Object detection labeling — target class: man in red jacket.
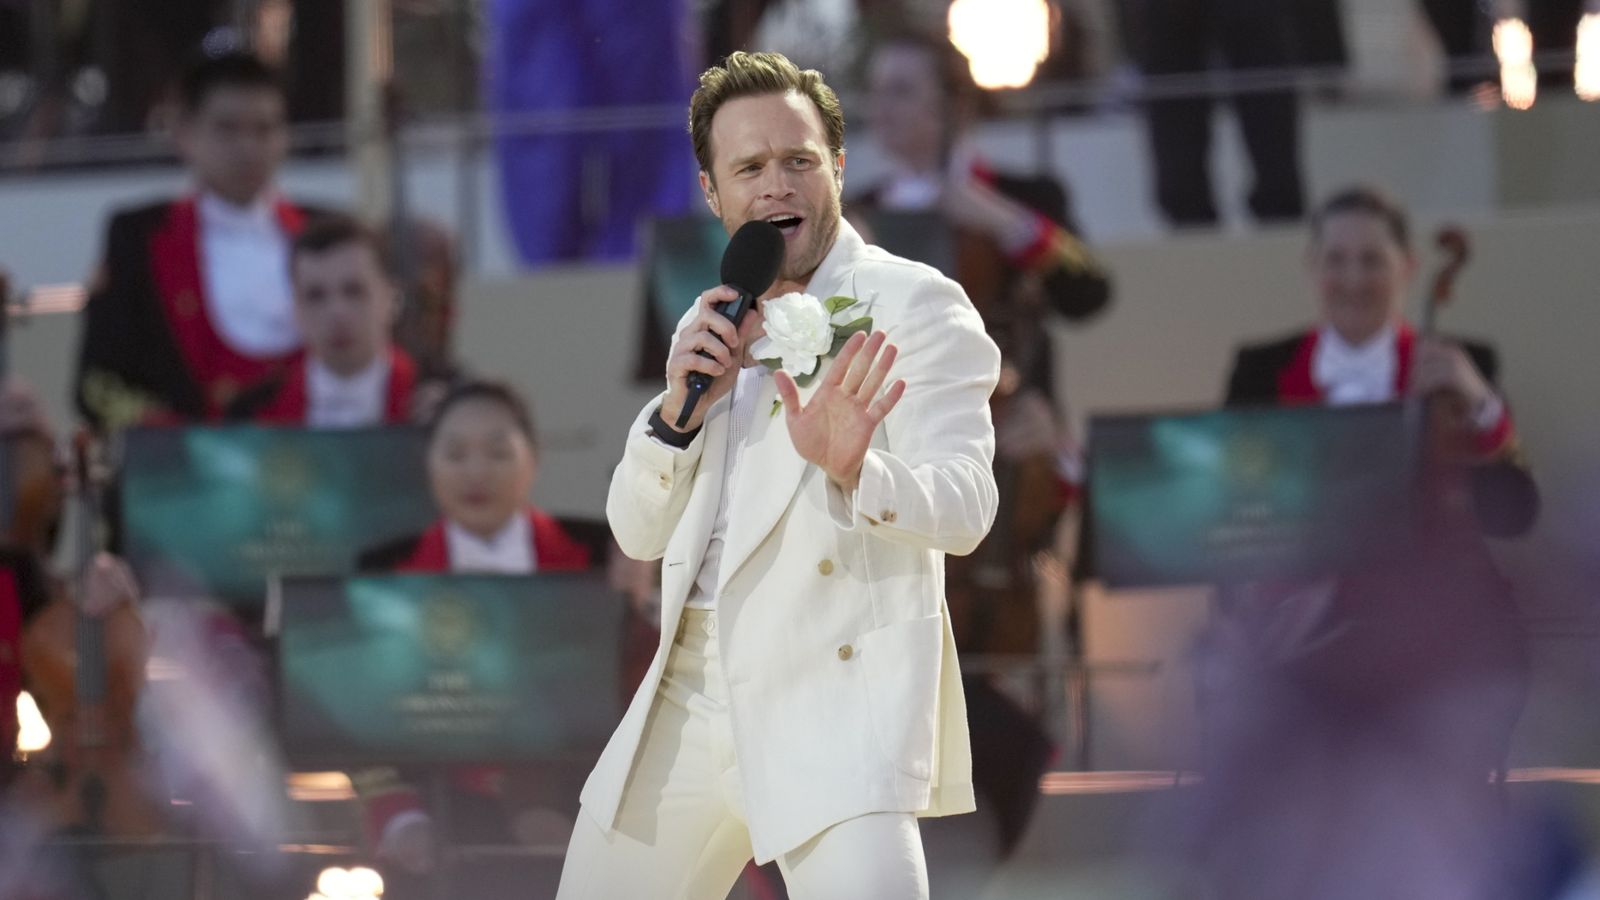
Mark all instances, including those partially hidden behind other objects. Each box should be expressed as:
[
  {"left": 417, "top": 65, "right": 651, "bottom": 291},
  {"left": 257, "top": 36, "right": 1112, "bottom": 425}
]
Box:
[
  {"left": 74, "top": 52, "right": 332, "bottom": 430},
  {"left": 228, "top": 216, "right": 419, "bottom": 427}
]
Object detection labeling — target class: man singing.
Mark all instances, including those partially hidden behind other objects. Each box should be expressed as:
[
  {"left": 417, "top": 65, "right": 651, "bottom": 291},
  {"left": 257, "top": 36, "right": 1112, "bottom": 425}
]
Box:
[{"left": 556, "top": 51, "right": 1000, "bottom": 899}]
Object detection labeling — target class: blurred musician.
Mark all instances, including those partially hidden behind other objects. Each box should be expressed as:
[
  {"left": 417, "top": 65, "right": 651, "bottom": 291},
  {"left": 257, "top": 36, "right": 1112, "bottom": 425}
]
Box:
[
  {"left": 74, "top": 53, "right": 331, "bottom": 431},
  {"left": 854, "top": 31, "right": 1115, "bottom": 858},
  {"left": 1196, "top": 186, "right": 1538, "bottom": 897},
  {"left": 353, "top": 381, "right": 591, "bottom": 883},
  {"left": 228, "top": 216, "right": 419, "bottom": 427}
]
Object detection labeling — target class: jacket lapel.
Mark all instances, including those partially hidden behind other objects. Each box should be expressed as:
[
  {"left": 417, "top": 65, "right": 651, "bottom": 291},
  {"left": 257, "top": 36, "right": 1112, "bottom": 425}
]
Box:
[{"left": 714, "top": 221, "right": 869, "bottom": 595}]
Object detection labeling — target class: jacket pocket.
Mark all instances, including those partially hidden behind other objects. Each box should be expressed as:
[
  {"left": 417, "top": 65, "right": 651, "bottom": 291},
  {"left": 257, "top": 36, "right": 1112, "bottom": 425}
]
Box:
[{"left": 857, "top": 613, "right": 944, "bottom": 780}]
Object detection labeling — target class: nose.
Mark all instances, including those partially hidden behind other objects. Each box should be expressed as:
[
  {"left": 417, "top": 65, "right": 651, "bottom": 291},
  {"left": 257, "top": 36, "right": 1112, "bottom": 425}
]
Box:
[{"left": 758, "top": 166, "right": 797, "bottom": 202}]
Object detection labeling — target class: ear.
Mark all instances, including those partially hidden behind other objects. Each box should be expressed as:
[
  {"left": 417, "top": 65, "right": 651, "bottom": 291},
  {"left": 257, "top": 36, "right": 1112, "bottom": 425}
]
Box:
[
  {"left": 1399, "top": 249, "right": 1419, "bottom": 282},
  {"left": 173, "top": 118, "right": 197, "bottom": 162},
  {"left": 699, "top": 170, "right": 720, "bottom": 218}
]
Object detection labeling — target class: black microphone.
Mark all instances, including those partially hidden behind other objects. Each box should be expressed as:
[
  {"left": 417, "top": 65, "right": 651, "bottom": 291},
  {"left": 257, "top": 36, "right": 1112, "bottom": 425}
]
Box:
[{"left": 675, "top": 219, "right": 786, "bottom": 429}]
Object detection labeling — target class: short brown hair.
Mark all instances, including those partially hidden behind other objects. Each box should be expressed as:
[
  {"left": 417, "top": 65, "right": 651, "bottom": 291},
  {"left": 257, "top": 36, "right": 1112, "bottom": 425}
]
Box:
[
  {"left": 1310, "top": 185, "right": 1411, "bottom": 251},
  {"left": 291, "top": 215, "right": 392, "bottom": 274},
  {"left": 688, "top": 51, "right": 845, "bottom": 177}
]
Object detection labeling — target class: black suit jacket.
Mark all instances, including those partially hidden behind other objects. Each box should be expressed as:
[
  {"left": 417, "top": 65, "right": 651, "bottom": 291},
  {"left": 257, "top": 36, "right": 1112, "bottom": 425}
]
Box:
[{"left": 74, "top": 198, "right": 333, "bottom": 429}]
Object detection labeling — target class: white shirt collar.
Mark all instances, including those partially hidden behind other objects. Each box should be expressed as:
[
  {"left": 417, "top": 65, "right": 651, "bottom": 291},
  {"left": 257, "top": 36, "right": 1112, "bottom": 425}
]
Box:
[
  {"left": 1313, "top": 322, "right": 1398, "bottom": 406},
  {"left": 445, "top": 513, "right": 536, "bottom": 574},
  {"left": 196, "top": 188, "right": 299, "bottom": 358},
  {"left": 306, "top": 354, "right": 390, "bottom": 429},
  {"left": 198, "top": 189, "right": 279, "bottom": 234},
  {"left": 878, "top": 170, "right": 943, "bottom": 211}
]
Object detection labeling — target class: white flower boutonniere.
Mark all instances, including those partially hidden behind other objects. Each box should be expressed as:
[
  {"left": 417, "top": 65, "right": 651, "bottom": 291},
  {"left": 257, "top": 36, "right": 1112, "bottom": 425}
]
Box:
[{"left": 752, "top": 293, "right": 874, "bottom": 415}]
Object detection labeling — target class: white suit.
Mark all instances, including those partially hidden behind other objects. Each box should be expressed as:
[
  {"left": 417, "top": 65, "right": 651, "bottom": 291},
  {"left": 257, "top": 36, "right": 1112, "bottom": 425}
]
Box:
[{"left": 578, "top": 220, "right": 1000, "bottom": 869}]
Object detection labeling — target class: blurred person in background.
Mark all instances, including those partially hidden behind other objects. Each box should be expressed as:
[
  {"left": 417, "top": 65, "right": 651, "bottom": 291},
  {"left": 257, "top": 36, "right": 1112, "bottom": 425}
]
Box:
[
  {"left": 855, "top": 29, "right": 1112, "bottom": 866},
  {"left": 1187, "top": 185, "right": 1537, "bottom": 898},
  {"left": 227, "top": 216, "right": 422, "bottom": 427},
  {"left": 74, "top": 52, "right": 332, "bottom": 431},
  {"left": 1136, "top": 0, "right": 1307, "bottom": 226},
  {"left": 354, "top": 381, "right": 592, "bottom": 893},
  {"left": 0, "top": 375, "right": 60, "bottom": 795},
  {"left": 0, "top": 377, "right": 177, "bottom": 898}
]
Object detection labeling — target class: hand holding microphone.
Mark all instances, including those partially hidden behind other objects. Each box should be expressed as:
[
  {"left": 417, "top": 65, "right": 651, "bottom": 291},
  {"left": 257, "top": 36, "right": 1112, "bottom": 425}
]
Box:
[{"left": 660, "top": 221, "right": 786, "bottom": 432}]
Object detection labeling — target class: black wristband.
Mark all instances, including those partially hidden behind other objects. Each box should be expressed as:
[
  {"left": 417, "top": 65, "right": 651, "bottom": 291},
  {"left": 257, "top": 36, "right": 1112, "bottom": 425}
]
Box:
[{"left": 648, "top": 405, "right": 701, "bottom": 448}]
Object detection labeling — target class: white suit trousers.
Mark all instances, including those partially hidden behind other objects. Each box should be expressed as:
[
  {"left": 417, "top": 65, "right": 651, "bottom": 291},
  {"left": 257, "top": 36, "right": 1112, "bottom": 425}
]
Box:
[{"left": 555, "top": 608, "right": 929, "bottom": 900}]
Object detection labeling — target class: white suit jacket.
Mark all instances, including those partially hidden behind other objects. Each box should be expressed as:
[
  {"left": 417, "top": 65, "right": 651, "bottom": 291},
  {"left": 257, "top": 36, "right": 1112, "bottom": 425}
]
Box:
[{"left": 584, "top": 220, "right": 1001, "bottom": 863}]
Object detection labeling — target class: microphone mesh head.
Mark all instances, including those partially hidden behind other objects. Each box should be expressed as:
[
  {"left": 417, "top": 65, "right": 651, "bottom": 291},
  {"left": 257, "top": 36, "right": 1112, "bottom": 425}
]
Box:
[{"left": 720, "top": 220, "right": 787, "bottom": 296}]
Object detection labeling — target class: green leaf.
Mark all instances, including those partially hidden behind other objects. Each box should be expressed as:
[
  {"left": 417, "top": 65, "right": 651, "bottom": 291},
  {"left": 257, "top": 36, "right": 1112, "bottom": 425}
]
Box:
[
  {"left": 761, "top": 356, "right": 817, "bottom": 388},
  {"left": 828, "top": 316, "right": 874, "bottom": 355},
  {"left": 834, "top": 315, "right": 872, "bottom": 337},
  {"left": 824, "top": 295, "right": 858, "bottom": 315}
]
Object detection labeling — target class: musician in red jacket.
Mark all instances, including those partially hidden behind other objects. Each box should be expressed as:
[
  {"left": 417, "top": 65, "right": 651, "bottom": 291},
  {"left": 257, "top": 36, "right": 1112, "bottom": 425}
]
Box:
[
  {"left": 228, "top": 216, "right": 418, "bottom": 427},
  {"left": 74, "top": 53, "right": 331, "bottom": 430},
  {"left": 1225, "top": 185, "right": 1536, "bottom": 535},
  {"left": 1196, "top": 186, "right": 1537, "bottom": 896},
  {"left": 353, "top": 381, "right": 591, "bottom": 880}
]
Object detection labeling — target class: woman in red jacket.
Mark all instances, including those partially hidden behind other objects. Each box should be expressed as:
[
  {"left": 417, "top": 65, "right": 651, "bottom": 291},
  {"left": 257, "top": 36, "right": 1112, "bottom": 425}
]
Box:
[
  {"left": 354, "top": 381, "right": 592, "bottom": 890},
  {"left": 360, "top": 380, "right": 590, "bottom": 575}
]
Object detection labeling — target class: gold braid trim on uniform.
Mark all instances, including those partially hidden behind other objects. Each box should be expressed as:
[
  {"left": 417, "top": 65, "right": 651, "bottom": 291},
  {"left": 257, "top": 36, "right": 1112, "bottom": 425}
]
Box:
[
  {"left": 349, "top": 766, "right": 412, "bottom": 801},
  {"left": 1030, "top": 225, "right": 1104, "bottom": 280},
  {"left": 80, "top": 369, "right": 166, "bottom": 432}
]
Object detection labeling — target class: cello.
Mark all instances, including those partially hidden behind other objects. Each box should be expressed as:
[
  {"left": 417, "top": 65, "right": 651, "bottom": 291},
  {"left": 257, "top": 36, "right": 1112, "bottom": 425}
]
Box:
[
  {"left": 942, "top": 225, "right": 1069, "bottom": 658},
  {"left": 19, "top": 433, "right": 163, "bottom": 838}
]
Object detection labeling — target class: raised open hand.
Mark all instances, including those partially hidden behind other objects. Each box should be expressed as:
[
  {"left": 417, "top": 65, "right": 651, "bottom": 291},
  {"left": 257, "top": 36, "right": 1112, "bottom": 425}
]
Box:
[{"left": 774, "top": 330, "right": 906, "bottom": 492}]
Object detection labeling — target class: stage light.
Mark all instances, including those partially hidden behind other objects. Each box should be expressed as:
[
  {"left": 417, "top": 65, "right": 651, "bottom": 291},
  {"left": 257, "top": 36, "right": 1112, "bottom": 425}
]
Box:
[
  {"left": 1577, "top": 14, "right": 1600, "bottom": 100},
  {"left": 15, "top": 691, "right": 50, "bottom": 755},
  {"left": 348, "top": 867, "right": 384, "bottom": 896},
  {"left": 316, "top": 868, "right": 352, "bottom": 897},
  {"left": 313, "top": 866, "right": 383, "bottom": 900},
  {"left": 1494, "top": 18, "right": 1538, "bottom": 110},
  {"left": 947, "top": 0, "right": 1052, "bottom": 90}
]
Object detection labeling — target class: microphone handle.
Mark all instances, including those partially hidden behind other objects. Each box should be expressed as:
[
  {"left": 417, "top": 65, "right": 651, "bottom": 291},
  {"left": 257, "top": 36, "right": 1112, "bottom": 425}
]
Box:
[{"left": 675, "top": 290, "right": 755, "bottom": 430}]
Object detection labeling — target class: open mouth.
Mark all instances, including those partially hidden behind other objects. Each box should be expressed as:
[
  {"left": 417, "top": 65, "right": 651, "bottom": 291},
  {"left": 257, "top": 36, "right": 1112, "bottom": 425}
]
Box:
[{"left": 764, "top": 214, "right": 804, "bottom": 238}]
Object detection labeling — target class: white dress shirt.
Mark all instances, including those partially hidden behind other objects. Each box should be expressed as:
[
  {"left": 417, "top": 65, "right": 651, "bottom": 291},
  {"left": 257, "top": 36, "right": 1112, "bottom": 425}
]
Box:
[
  {"left": 1313, "top": 323, "right": 1398, "bottom": 406},
  {"left": 306, "top": 355, "right": 390, "bottom": 429},
  {"left": 197, "top": 191, "right": 300, "bottom": 358},
  {"left": 684, "top": 365, "right": 766, "bottom": 611},
  {"left": 445, "top": 513, "right": 536, "bottom": 574},
  {"left": 878, "top": 171, "right": 943, "bottom": 211}
]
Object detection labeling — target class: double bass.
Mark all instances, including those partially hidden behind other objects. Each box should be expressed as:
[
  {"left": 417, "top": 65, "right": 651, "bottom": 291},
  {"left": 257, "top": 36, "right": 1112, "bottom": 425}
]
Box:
[{"left": 942, "top": 225, "right": 1069, "bottom": 658}]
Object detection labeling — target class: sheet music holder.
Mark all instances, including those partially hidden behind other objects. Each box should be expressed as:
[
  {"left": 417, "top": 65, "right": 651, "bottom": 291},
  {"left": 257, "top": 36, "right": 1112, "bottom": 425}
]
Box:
[
  {"left": 118, "top": 425, "right": 436, "bottom": 616},
  {"left": 1086, "top": 404, "right": 1416, "bottom": 588},
  {"left": 274, "top": 572, "right": 624, "bottom": 768}
]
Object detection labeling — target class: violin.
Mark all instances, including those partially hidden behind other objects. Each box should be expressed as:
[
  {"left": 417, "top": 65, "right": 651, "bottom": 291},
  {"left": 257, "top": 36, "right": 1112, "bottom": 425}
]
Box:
[
  {"left": 19, "top": 433, "right": 163, "bottom": 837},
  {"left": 0, "top": 276, "right": 63, "bottom": 555}
]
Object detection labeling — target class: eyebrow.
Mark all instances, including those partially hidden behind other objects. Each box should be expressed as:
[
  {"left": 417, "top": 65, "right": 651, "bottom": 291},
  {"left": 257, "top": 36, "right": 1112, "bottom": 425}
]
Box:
[{"left": 726, "top": 146, "right": 821, "bottom": 170}]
